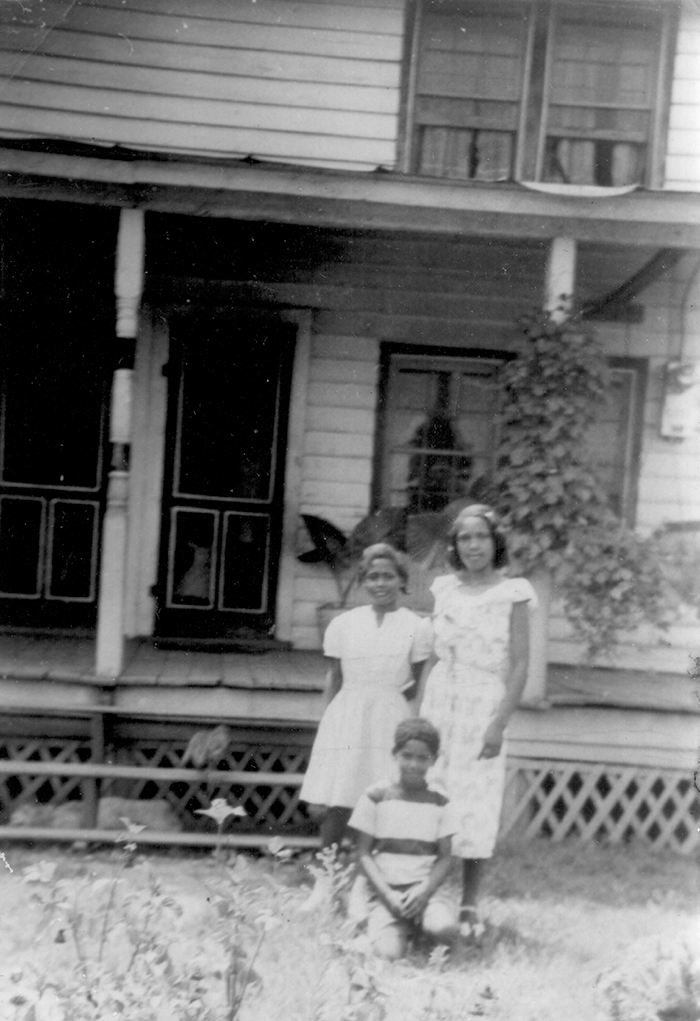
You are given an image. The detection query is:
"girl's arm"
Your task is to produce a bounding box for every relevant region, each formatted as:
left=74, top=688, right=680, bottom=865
left=400, top=837, right=455, bottom=919
left=400, top=658, right=427, bottom=707
left=479, top=600, right=529, bottom=759
left=320, top=658, right=343, bottom=712
left=415, top=650, right=437, bottom=711
left=355, top=830, right=405, bottom=917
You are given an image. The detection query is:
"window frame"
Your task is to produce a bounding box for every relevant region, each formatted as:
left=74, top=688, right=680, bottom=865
left=399, top=0, right=678, bottom=189
left=373, top=345, right=647, bottom=526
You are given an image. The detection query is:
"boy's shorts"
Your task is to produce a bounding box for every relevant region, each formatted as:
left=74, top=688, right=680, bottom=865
left=350, top=875, right=457, bottom=943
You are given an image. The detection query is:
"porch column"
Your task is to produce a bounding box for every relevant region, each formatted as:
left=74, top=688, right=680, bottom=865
left=95, top=208, right=145, bottom=678
left=523, top=236, right=578, bottom=704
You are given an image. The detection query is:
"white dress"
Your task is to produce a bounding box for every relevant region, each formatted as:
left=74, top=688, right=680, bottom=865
left=421, top=574, right=537, bottom=859
left=300, top=605, right=432, bottom=809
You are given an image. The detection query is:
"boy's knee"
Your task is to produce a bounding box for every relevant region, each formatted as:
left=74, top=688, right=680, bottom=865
left=422, top=903, right=459, bottom=945
left=372, top=929, right=406, bottom=961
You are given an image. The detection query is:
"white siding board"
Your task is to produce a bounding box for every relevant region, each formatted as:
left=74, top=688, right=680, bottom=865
left=0, top=54, right=400, bottom=115
left=303, top=455, right=372, bottom=484
left=0, top=81, right=396, bottom=141
left=122, top=0, right=405, bottom=34
left=46, top=7, right=403, bottom=62
left=310, top=335, right=379, bottom=361
left=301, top=480, right=370, bottom=508
left=0, top=30, right=402, bottom=87
left=309, top=359, right=378, bottom=385
left=0, top=106, right=395, bottom=167
left=304, top=431, right=374, bottom=457
left=307, top=381, right=377, bottom=409
left=667, top=128, right=700, bottom=156
left=306, top=407, right=376, bottom=434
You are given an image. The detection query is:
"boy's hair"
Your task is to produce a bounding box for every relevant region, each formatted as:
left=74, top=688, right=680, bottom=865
left=393, top=717, right=440, bottom=758
left=356, top=542, right=409, bottom=591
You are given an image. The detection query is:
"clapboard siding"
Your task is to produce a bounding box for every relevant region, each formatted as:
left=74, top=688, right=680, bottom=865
left=291, top=332, right=379, bottom=647
left=0, top=0, right=404, bottom=170
left=0, top=55, right=398, bottom=114
left=666, top=5, right=700, bottom=190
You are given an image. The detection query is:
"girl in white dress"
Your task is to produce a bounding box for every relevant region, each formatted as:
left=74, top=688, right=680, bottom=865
left=419, top=505, right=536, bottom=934
left=300, top=543, right=432, bottom=853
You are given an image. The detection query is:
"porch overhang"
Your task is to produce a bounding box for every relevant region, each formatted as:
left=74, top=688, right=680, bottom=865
left=0, top=145, right=699, bottom=249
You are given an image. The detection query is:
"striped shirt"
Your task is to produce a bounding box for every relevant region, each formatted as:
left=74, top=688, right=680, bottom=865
left=349, top=780, right=457, bottom=887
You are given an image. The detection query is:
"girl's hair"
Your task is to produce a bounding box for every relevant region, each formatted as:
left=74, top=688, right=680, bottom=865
left=446, top=504, right=509, bottom=571
left=393, top=717, right=440, bottom=757
left=356, top=542, right=409, bottom=591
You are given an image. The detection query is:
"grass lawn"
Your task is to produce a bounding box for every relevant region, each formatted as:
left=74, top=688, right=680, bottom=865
left=0, top=836, right=697, bottom=1021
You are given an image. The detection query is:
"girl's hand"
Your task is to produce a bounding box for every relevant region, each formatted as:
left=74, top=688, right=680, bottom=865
left=400, top=883, right=430, bottom=920
left=478, top=719, right=506, bottom=759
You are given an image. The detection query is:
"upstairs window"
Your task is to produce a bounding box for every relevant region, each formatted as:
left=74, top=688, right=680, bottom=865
left=404, top=1, right=675, bottom=187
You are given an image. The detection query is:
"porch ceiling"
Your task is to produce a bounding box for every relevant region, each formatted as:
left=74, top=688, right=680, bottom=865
left=1, top=145, right=699, bottom=249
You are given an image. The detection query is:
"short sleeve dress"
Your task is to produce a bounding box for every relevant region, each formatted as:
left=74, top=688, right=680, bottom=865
left=300, top=605, right=433, bottom=809
left=421, top=574, right=537, bottom=859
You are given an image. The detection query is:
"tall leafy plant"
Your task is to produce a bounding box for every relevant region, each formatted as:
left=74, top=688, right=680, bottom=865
left=493, top=310, right=668, bottom=659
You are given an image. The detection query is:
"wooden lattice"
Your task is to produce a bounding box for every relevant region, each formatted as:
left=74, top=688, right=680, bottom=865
left=0, top=737, right=93, bottom=822
left=502, top=758, right=700, bottom=854
left=123, top=740, right=311, bottom=832
left=1, top=727, right=698, bottom=853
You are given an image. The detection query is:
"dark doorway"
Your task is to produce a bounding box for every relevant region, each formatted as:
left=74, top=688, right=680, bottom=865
left=155, top=309, right=295, bottom=642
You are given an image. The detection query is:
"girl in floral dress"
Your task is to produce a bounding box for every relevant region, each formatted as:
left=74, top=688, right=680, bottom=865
left=419, top=505, right=536, bottom=933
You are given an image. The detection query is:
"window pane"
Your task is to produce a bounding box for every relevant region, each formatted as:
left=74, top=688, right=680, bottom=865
left=414, top=2, right=529, bottom=181
left=543, top=6, right=660, bottom=186
left=382, top=357, right=502, bottom=511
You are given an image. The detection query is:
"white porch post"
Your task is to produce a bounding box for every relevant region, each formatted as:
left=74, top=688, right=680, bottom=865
left=95, top=208, right=145, bottom=678
left=523, top=236, right=577, bottom=704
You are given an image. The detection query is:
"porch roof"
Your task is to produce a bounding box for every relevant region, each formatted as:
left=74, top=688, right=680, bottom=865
left=0, top=633, right=695, bottom=716
left=1, top=144, right=699, bottom=249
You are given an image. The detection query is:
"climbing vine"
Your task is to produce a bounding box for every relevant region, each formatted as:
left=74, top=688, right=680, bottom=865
left=493, top=310, right=669, bottom=659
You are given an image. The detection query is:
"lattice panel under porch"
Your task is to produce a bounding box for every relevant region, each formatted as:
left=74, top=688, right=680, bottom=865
left=110, top=739, right=311, bottom=832
left=502, top=758, right=700, bottom=854
left=0, top=737, right=93, bottom=822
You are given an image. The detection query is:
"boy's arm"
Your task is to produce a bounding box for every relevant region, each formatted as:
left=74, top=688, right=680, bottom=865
left=355, top=829, right=405, bottom=917
left=321, top=658, right=343, bottom=712
left=400, top=837, right=455, bottom=920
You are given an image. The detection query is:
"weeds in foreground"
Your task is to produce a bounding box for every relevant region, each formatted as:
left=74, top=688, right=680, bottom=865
left=12, top=806, right=293, bottom=1021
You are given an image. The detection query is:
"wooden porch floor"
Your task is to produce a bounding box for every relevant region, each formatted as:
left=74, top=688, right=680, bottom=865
left=0, top=633, right=696, bottom=712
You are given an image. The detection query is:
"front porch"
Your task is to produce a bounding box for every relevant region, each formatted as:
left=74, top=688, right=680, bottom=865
left=0, top=634, right=697, bottom=855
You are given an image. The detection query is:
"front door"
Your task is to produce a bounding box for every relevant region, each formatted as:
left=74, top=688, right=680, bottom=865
left=0, top=200, right=115, bottom=631
left=155, top=310, right=295, bottom=642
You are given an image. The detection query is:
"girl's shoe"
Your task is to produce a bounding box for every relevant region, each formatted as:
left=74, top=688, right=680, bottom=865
left=458, top=906, right=485, bottom=941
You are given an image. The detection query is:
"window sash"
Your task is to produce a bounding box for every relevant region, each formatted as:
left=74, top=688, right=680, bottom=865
left=406, top=0, right=671, bottom=187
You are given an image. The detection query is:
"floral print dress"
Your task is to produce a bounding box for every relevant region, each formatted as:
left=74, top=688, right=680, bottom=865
left=421, top=574, right=537, bottom=859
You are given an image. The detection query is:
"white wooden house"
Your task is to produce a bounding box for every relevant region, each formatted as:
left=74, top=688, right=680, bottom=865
left=0, top=0, right=698, bottom=851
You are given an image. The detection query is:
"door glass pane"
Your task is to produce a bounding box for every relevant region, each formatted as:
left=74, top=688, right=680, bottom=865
left=0, top=496, right=44, bottom=596
left=46, top=500, right=98, bottom=601
left=175, top=325, right=281, bottom=501
left=168, top=510, right=218, bottom=609
left=1, top=330, right=105, bottom=489
left=219, top=513, right=270, bottom=612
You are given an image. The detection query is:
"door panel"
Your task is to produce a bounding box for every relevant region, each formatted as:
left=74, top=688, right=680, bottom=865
left=0, top=321, right=109, bottom=628
left=155, top=311, right=295, bottom=640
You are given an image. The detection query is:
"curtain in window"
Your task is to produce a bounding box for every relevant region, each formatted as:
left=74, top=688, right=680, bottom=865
left=419, top=127, right=513, bottom=181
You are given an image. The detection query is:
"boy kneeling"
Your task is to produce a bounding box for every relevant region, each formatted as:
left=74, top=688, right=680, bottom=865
left=349, top=718, right=459, bottom=960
